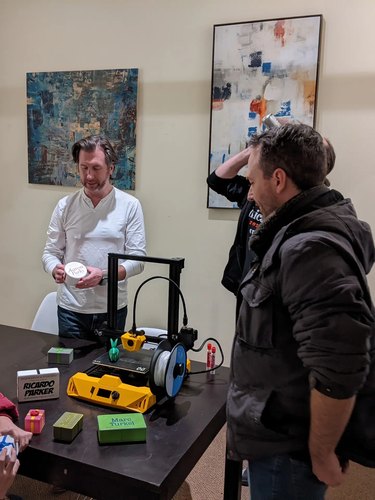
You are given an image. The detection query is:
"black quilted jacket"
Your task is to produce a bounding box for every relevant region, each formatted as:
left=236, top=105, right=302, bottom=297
left=226, top=186, right=375, bottom=467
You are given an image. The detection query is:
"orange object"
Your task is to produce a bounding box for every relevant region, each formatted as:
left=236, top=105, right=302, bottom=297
left=249, top=97, right=267, bottom=125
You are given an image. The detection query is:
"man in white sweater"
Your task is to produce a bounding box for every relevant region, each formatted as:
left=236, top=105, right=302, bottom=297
left=42, top=135, right=146, bottom=340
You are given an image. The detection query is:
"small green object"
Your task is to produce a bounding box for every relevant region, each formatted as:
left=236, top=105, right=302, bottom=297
left=97, top=413, right=147, bottom=444
left=108, top=338, right=120, bottom=362
left=53, top=412, right=83, bottom=442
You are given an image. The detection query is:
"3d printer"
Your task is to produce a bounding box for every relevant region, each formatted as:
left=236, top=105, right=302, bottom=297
left=67, top=254, right=197, bottom=413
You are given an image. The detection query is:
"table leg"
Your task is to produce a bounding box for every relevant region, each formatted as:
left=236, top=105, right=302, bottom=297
left=223, top=452, right=242, bottom=500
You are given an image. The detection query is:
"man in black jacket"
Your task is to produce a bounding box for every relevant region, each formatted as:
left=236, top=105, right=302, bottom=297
left=226, top=123, right=375, bottom=499
left=207, top=135, right=336, bottom=487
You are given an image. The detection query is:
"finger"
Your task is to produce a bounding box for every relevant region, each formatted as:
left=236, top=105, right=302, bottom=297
left=24, top=431, right=33, bottom=445
left=19, top=435, right=31, bottom=451
left=4, top=448, right=17, bottom=469
left=12, top=459, right=20, bottom=475
left=9, top=448, right=17, bottom=461
left=342, top=460, right=350, bottom=474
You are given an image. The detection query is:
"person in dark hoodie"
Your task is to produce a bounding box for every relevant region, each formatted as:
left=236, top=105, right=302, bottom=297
left=208, top=132, right=336, bottom=487
left=207, top=147, right=263, bottom=486
left=207, top=147, right=262, bottom=297
left=226, top=123, right=375, bottom=499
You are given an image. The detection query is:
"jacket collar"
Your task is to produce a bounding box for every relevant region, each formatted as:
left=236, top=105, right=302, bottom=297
left=250, top=186, right=344, bottom=265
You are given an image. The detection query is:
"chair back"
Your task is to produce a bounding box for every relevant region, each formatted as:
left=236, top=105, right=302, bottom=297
left=31, top=291, right=59, bottom=335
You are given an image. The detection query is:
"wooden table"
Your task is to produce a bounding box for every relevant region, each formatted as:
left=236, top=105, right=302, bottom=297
left=0, top=324, right=231, bottom=499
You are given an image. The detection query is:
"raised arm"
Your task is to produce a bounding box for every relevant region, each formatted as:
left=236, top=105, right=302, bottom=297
left=214, top=147, right=252, bottom=179
left=207, top=148, right=252, bottom=206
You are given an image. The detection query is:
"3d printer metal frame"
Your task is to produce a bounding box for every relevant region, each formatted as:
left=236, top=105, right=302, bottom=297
left=107, top=254, right=185, bottom=343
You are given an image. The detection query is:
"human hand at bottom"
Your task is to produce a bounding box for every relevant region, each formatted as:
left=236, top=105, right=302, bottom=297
left=52, top=263, right=65, bottom=284
left=0, top=417, right=32, bottom=452
left=311, top=451, right=349, bottom=487
left=76, top=266, right=103, bottom=289
left=0, top=448, right=20, bottom=500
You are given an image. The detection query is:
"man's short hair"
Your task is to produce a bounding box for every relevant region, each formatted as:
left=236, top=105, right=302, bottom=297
left=324, top=138, right=336, bottom=175
left=249, top=123, right=327, bottom=190
left=72, top=135, right=118, bottom=167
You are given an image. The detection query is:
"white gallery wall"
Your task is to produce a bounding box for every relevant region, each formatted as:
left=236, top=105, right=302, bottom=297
left=0, top=0, right=374, bottom=365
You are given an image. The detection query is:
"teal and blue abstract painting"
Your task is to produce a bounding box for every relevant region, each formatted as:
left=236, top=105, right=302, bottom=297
left=27, top=68, right=138, bottom=190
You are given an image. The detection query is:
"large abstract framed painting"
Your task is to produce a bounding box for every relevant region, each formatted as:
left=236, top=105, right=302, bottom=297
left=207, top=15, right=322, bottom=208
left=27, top=68, right=138, bottom=190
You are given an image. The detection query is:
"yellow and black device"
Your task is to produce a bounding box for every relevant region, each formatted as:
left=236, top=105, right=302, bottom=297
left=67, top=255, right=197, bottom=413
left=121, top=329, right=146, bottom=352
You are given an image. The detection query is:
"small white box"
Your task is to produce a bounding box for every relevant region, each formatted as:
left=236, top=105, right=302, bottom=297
left=17, top=367, right=60, bottom=402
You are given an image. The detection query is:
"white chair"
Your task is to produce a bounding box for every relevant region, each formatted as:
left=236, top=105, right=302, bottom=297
left=31, top=291, right=59, bottom=335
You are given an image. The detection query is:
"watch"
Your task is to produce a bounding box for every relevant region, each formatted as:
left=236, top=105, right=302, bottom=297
left=99, top=270, right=108, bottom=286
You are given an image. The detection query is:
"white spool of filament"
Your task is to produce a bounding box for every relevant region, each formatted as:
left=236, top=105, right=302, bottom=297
left=64, top=261, right=87, bottom=286
left=153, top=350, right=170, bottom=388
left=152, top=344, right=187, bottom=398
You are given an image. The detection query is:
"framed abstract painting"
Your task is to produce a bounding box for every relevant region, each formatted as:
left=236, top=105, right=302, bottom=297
left=207, top=15, right=322, bottom=208
left=27, top=68, right=138, bottom=190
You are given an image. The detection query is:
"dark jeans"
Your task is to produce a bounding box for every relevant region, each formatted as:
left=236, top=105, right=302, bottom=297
left=248, top=454, right=327, bottom=500
left=58, top=305, right=127, bottom=341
